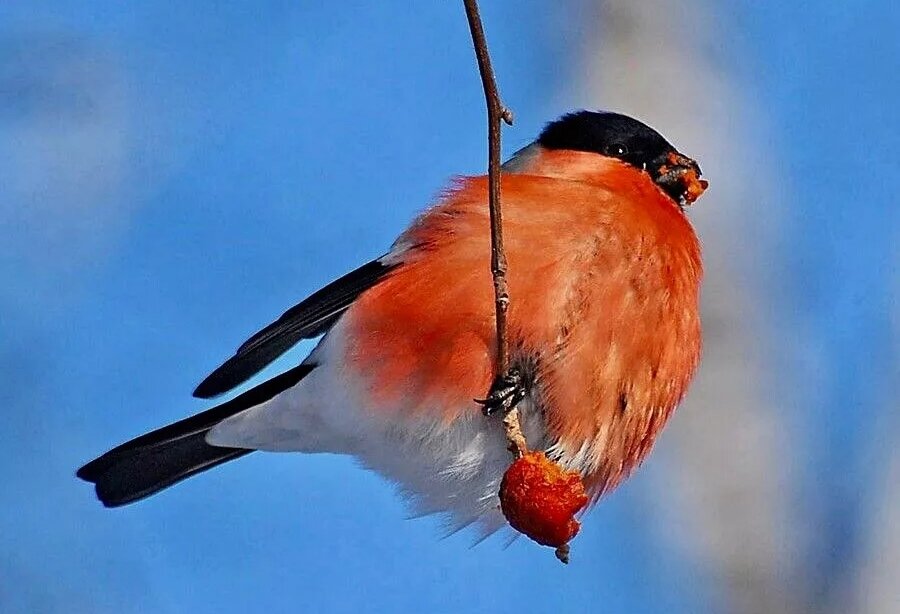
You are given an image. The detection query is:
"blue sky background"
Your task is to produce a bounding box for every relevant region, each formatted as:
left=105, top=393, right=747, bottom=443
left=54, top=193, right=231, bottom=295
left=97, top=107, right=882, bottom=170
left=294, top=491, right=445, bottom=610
left=0, top=1, right=896, bottom=612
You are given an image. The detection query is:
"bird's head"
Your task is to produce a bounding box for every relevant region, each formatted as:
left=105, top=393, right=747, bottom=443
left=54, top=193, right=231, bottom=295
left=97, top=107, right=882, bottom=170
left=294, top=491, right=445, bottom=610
left=536, top=110, right=708, bottom=207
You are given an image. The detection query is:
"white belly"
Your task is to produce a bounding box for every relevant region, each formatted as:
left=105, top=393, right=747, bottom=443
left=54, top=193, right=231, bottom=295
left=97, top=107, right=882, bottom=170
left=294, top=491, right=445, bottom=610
left=206, top=320, right=552, bottom=535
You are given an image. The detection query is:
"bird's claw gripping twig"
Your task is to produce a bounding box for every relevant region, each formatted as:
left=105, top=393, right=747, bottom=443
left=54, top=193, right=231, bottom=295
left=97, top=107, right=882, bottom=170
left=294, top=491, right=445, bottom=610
left=476, top=367, right=526, bottom=416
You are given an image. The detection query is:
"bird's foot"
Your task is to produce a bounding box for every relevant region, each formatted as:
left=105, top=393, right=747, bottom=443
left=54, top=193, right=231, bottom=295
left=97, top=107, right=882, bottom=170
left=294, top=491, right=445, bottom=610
left=476, top=367, right=526, bottom=416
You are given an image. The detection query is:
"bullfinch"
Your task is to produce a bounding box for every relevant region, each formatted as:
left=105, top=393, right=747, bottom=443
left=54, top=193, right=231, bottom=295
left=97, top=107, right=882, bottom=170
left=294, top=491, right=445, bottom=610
left=78, top=110, right=707, bottom=536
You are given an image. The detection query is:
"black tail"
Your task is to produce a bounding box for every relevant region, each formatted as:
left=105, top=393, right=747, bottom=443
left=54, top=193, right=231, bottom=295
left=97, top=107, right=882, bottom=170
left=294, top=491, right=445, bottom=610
left=77, top=364, right=315, bottom=507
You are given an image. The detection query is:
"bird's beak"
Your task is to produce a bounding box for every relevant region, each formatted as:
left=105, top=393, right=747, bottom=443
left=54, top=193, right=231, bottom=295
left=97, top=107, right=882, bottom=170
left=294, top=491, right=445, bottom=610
left=650, top=152, right=709, bottom=207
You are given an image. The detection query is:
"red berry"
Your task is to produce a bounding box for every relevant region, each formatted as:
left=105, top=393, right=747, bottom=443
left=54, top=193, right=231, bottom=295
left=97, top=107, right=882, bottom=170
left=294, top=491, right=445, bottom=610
left=499, top=452, right=588, bottom=550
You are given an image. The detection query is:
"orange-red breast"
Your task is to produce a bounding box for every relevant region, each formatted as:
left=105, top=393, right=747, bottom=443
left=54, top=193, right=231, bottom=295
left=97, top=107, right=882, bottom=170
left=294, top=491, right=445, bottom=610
left=79, top=111, right=706, bottom=536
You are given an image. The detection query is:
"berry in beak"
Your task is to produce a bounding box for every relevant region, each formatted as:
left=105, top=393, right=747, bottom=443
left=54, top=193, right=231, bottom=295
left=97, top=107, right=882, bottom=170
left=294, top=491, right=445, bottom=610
left=651, top=151, right=709, bottom=206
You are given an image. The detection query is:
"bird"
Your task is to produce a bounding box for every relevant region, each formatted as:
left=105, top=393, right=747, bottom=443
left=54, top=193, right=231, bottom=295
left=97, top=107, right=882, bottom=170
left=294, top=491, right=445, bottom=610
left=78, top=110, right=707, bottom=536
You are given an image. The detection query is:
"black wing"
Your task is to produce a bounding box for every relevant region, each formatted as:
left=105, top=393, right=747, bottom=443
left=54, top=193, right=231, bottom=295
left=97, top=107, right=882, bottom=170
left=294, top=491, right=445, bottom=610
left=193, top=258, right=395, bottom=399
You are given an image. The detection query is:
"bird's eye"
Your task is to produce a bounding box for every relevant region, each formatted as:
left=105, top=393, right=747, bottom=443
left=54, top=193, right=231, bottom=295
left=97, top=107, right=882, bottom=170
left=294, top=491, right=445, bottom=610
left=606, top=143, right=629, bottom=156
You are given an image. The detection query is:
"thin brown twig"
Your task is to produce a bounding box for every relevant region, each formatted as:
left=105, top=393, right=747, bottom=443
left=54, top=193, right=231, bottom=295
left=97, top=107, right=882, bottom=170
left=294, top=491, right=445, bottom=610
left=462, top=0, right=527, bottom=458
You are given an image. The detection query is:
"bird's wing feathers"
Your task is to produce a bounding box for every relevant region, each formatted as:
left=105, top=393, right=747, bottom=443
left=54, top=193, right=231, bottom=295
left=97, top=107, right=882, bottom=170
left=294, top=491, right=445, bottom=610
left=193, top=258, right=396, bottom=399
left=191, top=144, right=541, bottom=401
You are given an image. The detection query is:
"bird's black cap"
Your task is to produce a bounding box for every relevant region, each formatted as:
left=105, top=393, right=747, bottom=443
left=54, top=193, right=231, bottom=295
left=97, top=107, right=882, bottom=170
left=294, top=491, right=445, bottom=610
left=538, top=110, right=677, bottom=172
